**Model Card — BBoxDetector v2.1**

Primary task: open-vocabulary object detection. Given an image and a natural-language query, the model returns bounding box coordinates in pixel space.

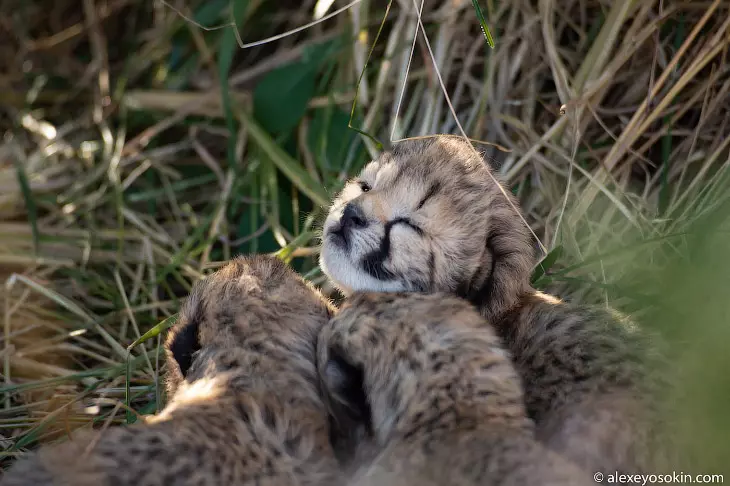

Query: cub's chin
[319,241,407,295]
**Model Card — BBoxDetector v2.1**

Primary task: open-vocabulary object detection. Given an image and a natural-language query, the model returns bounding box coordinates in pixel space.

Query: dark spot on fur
[284,434,302,455]
[163,471,180,486]
[544,315,564,332]
[262,404,277,429]
[215,307,235,330]
[235,401,251,423]
[249,341,265,353]
[412,336,424,354]
[326,415,348,463]
[366,332,379,346]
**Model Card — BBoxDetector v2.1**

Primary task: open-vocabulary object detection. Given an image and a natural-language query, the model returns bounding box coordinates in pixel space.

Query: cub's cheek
[390,230,431,258]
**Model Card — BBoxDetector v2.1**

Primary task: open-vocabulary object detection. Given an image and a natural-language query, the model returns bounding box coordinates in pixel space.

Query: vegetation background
[1,0,728,475]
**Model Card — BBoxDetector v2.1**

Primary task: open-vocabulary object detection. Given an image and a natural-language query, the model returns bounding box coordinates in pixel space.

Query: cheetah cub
[319,292,593,486]
[2,255,341,486]
[319,136,667,475]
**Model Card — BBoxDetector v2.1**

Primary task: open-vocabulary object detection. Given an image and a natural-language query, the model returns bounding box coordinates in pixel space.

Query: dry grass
[0,0,729,472]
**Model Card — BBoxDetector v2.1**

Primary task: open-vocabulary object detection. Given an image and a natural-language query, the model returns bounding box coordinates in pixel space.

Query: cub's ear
[165,288,207,380]
[167,317,201,378]
[320,345,373,464]
[164,306,202,398]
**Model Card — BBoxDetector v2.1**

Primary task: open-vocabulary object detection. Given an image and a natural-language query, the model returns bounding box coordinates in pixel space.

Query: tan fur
[319,292,593,486]
[1,255,342,486]
[497,291,667,474]
[320,135,668,475]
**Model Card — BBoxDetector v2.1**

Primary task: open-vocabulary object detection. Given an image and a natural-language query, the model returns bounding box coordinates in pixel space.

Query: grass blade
[10,147,40,254]
[471,0,495,48]
[531,245,563,284]
[127,314,179,351]
[347,0,393,150]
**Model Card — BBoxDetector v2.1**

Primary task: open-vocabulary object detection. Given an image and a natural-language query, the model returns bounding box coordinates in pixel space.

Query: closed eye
[389,218,424,236]
[416,182,441,210]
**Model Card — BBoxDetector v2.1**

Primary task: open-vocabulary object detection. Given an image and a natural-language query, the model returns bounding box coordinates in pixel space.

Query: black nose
[341,203,368,229]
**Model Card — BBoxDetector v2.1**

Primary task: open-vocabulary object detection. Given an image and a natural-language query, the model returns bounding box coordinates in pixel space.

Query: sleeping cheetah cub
[319,136,667,475]
[1,255,341,486]
[319,292,592,486]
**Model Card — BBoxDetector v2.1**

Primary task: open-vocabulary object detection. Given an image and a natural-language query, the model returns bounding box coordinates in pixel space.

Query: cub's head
[318,292,529,459]
[320,136,536,320]
[164,255,335,397]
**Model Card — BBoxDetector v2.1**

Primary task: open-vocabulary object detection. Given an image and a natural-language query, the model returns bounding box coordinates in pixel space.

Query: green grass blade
[471,0,495,48]
[127,314,179,351]
[125,351,133,424]
[347,0,393,150]
[11,148,40,254]
[219,7,243,171]
[273,230,316,263]
[531,245,563,284]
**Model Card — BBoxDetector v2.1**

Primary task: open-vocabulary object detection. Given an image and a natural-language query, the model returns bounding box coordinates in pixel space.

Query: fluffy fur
[319,135,668,475]
[320,135,534,323]
[318,292,593,486]
[1,255,342,486]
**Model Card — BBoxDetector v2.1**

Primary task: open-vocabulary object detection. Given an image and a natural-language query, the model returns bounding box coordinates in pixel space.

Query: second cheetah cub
[1,255,342,486]
[319,292,592,486]
[319,136,668,475]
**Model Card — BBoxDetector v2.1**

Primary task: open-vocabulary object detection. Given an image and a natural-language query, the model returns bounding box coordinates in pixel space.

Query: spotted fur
[320,135,668,475]
[318,292,593,486]
[1,255,342,486]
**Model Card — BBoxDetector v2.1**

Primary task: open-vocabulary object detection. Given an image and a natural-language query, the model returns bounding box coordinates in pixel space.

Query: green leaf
[232,0,249,34]
[197,0,231,25]
[240,111,330,207]
[253,62,317,135]
[308,107,356,174]
[531,245,563,284]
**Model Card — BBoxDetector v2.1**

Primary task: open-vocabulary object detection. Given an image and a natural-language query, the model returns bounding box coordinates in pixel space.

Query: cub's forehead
[357,137,484,185]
